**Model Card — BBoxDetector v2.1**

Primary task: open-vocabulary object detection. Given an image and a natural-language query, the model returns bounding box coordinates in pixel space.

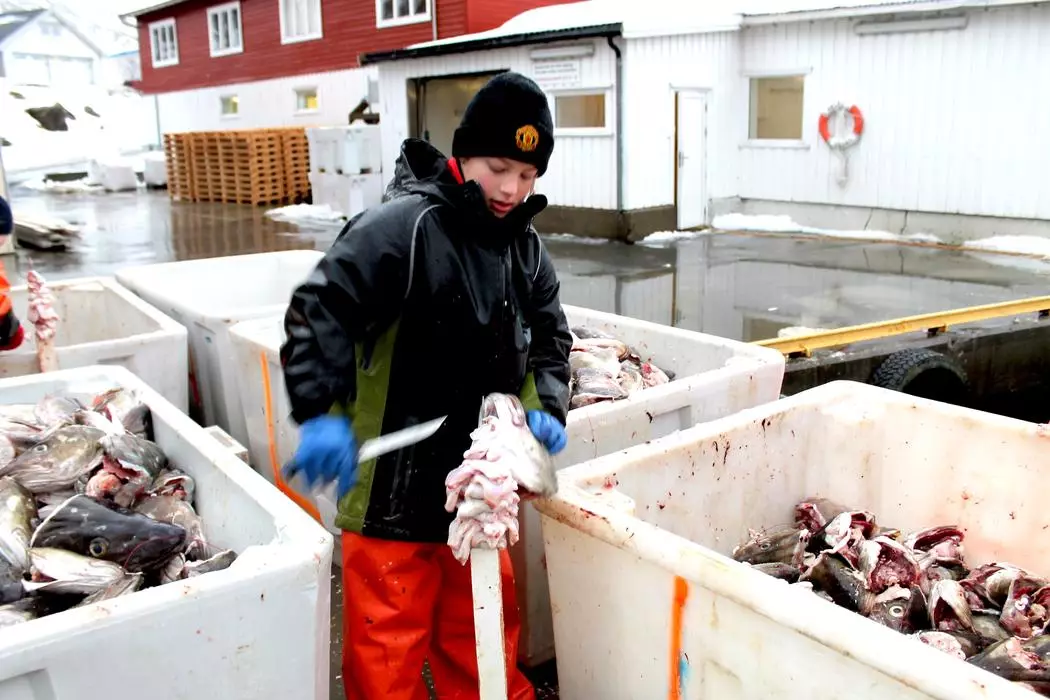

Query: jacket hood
[382,138,548,235]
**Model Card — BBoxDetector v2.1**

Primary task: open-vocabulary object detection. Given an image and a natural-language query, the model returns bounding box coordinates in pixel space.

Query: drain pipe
[432,0,438,40]
[606,34,623,216]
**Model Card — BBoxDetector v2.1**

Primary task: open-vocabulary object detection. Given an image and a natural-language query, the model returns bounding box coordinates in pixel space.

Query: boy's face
[460,157,539,218]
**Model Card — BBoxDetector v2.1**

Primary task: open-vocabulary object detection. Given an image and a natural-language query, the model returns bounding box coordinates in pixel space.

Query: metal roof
[119,0,186,21]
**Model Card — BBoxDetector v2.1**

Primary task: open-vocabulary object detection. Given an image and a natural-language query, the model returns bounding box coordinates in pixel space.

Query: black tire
[869,348,969,405]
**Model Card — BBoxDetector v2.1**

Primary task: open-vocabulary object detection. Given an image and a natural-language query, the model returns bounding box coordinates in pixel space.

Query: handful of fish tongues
[444,394,557,565]
[568,326,675,410]
[0,389,238,629]
[734,498,1050,696]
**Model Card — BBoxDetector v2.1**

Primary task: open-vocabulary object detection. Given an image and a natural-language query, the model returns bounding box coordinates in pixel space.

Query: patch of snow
[636,230,711,247]
[17,176,105,194]
[776,326,829,338]
[964,235,1050,259]
[710,213,943,245]
[540,232,614,245]
[266,203,348,226]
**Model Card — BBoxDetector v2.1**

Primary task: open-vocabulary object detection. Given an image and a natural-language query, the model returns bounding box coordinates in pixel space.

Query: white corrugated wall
[375,40,618,210]
[156,67,378,134]
[739,4,1050,219]
[621,31,741,212]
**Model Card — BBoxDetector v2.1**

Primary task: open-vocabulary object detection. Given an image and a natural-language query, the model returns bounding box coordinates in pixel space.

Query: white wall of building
[1,12,99,87]
[375,39,619,210]
[156,66,379,135]
[621,30,740,212]
[736,4,1050,220]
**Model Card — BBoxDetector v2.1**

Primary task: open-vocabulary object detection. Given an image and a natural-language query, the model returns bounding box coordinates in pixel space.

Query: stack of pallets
[161,127,313,206]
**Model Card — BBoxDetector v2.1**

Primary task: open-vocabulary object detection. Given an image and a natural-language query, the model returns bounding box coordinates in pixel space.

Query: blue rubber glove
[283,414,359,500]
[527,410,568,455]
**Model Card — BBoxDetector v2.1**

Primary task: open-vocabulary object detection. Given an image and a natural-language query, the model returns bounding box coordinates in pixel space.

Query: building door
[675,90,709,230]
[409,71,505,157]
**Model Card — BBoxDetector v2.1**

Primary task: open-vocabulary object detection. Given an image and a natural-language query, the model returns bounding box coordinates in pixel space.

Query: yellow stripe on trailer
[753,296,1050,357]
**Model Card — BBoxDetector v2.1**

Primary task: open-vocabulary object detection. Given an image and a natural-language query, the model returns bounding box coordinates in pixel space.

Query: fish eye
[760,542,772,550]
[33,443,48,452]
[889,605,905,617]
[88,538,108,557]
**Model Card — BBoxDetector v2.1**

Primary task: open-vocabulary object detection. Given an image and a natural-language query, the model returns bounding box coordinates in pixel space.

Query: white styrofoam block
[306,125,381,176]
[535,381,1048,700]
[143,152,167,186]
[0,276,189,413]
[114,250,324,448]
[100,162,138,192]
[227,305,787,665]
[0,365,332,700]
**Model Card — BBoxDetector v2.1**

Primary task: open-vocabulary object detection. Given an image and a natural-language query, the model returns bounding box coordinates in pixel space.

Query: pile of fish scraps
[568,325,675,410]
[733,498,1050,696]
[0,389,237,630]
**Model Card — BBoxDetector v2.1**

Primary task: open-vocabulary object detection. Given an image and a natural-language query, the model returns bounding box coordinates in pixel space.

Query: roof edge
[359,23,623,65]
[119,0,188,21]
[741,0,1045,25]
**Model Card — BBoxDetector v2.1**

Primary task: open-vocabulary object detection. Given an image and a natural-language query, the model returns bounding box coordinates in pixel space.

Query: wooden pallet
[160,126,314,206]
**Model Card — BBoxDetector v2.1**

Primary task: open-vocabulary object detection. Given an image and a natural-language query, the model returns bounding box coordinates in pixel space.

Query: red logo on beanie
[515,125,539,153]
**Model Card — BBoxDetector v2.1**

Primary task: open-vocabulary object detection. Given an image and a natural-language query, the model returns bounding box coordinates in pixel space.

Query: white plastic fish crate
[0,276,188,413]
[533,380,1049,700]
[0,365,333,700]
[227,306,786,665]
[114,250,324,448]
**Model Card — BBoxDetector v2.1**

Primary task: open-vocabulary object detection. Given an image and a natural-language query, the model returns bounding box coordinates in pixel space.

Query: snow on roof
[407,0,742,50]
[0,9,42,46]
[403,0,1046,54]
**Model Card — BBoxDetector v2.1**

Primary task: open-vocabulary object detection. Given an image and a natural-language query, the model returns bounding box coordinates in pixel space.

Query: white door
[676,90,708,230]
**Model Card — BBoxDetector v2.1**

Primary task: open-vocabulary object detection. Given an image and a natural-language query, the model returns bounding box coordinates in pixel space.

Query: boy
[281,72,572,700]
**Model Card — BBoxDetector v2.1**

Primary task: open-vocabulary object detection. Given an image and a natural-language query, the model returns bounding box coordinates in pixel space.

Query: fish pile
[444,394,557,564]
[0,388,237,629]
[568,325,675,410]
[733,498,1050,696]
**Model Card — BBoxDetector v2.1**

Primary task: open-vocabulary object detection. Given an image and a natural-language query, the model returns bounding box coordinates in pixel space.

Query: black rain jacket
[280,138,572,542]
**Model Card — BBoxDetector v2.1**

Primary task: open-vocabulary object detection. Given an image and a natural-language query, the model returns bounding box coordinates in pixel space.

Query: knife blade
[356,415,448,463]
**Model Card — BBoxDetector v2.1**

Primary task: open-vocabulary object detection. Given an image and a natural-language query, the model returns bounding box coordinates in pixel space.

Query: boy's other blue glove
[526,410,567,455]
[284,414,359,500]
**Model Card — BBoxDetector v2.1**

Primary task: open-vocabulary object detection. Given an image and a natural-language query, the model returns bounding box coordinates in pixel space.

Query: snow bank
[710,213,943,245]
[265,203,347,226]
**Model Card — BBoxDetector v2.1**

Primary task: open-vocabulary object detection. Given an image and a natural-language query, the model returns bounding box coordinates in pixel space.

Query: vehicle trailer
[755,296,1050,423]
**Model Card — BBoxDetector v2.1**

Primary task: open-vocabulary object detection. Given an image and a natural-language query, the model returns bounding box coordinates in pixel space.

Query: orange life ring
[818,104,864,147]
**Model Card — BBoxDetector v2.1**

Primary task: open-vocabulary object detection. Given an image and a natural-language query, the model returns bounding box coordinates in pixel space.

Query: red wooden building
[122,0,577,133]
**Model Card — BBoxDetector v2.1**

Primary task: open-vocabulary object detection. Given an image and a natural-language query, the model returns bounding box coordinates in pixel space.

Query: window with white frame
[208,2,243,57]
[376,0,430,28]
[748,75,805,140]
[221,95,239,116]
[280,0,323,43]
[553,90,607,131]
[149,18,179,68]
[295,87,318,112]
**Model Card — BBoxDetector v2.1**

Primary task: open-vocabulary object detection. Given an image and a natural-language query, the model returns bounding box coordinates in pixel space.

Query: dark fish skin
[751,562,801,582]
[733,525,810,567]
[968,637,1044,676]
[30,494,187,573]
[0,557,23,604]
[867,585,928,634]
[972,612,1013,646]
[0,425,105,493]
[802,552,875,615]
[100,434,167,479]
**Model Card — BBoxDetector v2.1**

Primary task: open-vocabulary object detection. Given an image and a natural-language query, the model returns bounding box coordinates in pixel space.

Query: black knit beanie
[452,72,554,176]
[0,196,11,236]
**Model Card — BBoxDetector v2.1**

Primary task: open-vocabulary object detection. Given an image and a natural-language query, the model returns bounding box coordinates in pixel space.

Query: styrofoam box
[143,152,167,187]
[0,276,189,413]
[227,305,786,665]
[305,125,382,176]
[114,250,324,448]
[0,365,333,700]
[534,380,1049,700]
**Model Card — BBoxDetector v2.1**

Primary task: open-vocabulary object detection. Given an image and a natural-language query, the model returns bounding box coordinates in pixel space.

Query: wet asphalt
[5,186,1050,700]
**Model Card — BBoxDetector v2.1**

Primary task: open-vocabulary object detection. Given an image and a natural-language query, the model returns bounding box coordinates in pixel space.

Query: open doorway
[407,70,506,157]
